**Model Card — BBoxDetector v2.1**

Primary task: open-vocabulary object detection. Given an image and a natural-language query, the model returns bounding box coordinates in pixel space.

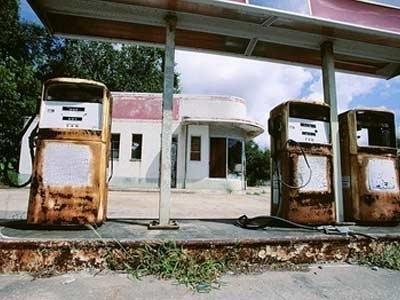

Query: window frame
[110,133,120,160]
[190,136,201,161]
[131,133,143,160]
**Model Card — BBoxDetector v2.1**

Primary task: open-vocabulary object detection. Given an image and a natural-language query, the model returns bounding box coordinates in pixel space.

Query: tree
[0,0,180,183]
[245,141,271,186]
[40,40,179,93]
[0,1,42,177]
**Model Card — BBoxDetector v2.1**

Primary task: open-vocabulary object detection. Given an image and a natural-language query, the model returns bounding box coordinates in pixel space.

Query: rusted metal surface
[0,237,397,274]
[270,101,335,225]
[28,140,106,225]
[27,78,111,226]
[38,128,102,142]
[339,109,400,224]
[279,144,335,225]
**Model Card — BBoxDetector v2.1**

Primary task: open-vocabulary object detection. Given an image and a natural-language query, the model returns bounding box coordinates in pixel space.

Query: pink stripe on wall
[310,0,400,34]
[112,94,180,120]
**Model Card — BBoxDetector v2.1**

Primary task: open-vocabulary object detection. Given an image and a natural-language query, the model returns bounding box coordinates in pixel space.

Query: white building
[19,93,264,191]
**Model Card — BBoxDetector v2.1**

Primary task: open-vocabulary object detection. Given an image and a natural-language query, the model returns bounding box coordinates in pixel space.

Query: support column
[149,15,178,229]
[321,41,344,223]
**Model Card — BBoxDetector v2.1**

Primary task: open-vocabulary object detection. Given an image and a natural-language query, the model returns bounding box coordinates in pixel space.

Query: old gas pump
[339,109,400,224]
[27,78,112,226]
[269,101,336,225]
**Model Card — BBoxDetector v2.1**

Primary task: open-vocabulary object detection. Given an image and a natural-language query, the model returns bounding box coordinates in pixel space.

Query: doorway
[171,136,178,188]
[209,137,226,178]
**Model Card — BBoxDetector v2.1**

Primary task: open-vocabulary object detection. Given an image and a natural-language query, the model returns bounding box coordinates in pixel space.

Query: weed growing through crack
[357,242,400,271]
[108,242,224,292]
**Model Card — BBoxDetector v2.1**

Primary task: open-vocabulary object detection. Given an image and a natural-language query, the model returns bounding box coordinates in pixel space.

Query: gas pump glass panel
[40,83,104,130]
[288,103,330,144]
[356,111,396,148]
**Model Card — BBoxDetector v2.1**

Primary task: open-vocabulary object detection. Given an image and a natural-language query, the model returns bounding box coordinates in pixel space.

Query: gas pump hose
[274,139,312,216]
[2,115,38,188]
[235,215,377,240]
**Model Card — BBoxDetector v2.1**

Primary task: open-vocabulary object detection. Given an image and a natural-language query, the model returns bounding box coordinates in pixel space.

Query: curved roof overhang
[181,117,264,139]
[28,0,400,79]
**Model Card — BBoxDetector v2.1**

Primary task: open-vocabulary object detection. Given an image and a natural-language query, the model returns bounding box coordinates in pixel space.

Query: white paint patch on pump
[296,155,328,193]
[42,142,92,186]
[367,159,398,192]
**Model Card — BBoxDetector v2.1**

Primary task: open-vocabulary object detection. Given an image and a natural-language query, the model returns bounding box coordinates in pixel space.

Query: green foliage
[245,141,270,186]
[0,0,180,183]
[358,243,400,271]
[107,242,224,292]
[41,40,179,93]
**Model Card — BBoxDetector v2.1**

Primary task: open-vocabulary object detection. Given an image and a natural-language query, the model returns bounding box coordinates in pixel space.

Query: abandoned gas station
[1,0,400,272]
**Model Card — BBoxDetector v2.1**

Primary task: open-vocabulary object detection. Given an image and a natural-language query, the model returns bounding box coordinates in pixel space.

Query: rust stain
[283,144,335,225]
[0,239,397,274]
[28,140,105,226]
[38,128,102,142]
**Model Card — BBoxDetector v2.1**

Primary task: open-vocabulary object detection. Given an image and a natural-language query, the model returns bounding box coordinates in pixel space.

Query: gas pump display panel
[40,83,104,130]
[288,103,330,144]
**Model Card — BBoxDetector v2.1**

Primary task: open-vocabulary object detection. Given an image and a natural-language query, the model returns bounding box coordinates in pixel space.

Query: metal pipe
[321,41,344,223]
[156,15,177,228]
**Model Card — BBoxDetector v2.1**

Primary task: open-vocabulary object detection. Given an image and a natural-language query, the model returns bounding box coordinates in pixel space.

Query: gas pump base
[148,220,179,230]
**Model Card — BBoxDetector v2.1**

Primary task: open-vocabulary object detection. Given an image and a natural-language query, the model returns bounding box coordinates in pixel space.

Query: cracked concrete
[0,264,399,300]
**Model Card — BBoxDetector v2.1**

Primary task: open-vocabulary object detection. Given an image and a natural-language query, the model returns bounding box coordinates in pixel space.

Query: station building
[19,93,264,191]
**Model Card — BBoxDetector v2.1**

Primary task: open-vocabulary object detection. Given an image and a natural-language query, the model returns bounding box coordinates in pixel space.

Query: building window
[190,136,201,161]
[111,134,120,160]
[131,134,142,160]
[228,138,243,176]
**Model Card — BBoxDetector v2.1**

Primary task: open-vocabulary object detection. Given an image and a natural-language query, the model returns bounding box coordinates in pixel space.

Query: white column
[150,15,178,229]
[321,41,344,223]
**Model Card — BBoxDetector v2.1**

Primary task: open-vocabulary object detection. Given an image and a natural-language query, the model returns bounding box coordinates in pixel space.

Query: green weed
[358,243,400,271]
[107,242,224,292]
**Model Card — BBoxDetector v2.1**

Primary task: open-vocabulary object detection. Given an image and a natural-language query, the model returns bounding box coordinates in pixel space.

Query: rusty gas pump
[339,109,400,224]
[27,78,112,226]
[269,101,336,225]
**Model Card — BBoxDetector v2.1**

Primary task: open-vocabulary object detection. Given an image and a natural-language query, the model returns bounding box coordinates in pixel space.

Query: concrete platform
[0,218,399,274]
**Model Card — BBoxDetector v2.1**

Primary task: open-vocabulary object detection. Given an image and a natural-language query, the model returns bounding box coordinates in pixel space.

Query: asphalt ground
[0,264,399,300]
[0,188,269,220]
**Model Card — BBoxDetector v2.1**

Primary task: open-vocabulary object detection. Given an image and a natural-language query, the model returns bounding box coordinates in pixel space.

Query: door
[171,136,178,188]
[210,137,226,178]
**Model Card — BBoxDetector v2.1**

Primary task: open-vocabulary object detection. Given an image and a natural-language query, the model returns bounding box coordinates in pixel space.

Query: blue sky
[20,0,400,145]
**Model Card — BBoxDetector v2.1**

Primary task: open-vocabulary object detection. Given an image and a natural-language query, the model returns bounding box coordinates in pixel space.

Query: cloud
[176,50,396,147]
[176,50,313,146]
[304,72,382,112]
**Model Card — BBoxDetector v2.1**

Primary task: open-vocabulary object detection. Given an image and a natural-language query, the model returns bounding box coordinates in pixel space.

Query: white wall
[185,125,210,184]
[110,119,180,188]
[180,95,247,120]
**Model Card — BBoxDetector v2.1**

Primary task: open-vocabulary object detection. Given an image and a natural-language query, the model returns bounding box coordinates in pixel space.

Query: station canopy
[29,0,400,79]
